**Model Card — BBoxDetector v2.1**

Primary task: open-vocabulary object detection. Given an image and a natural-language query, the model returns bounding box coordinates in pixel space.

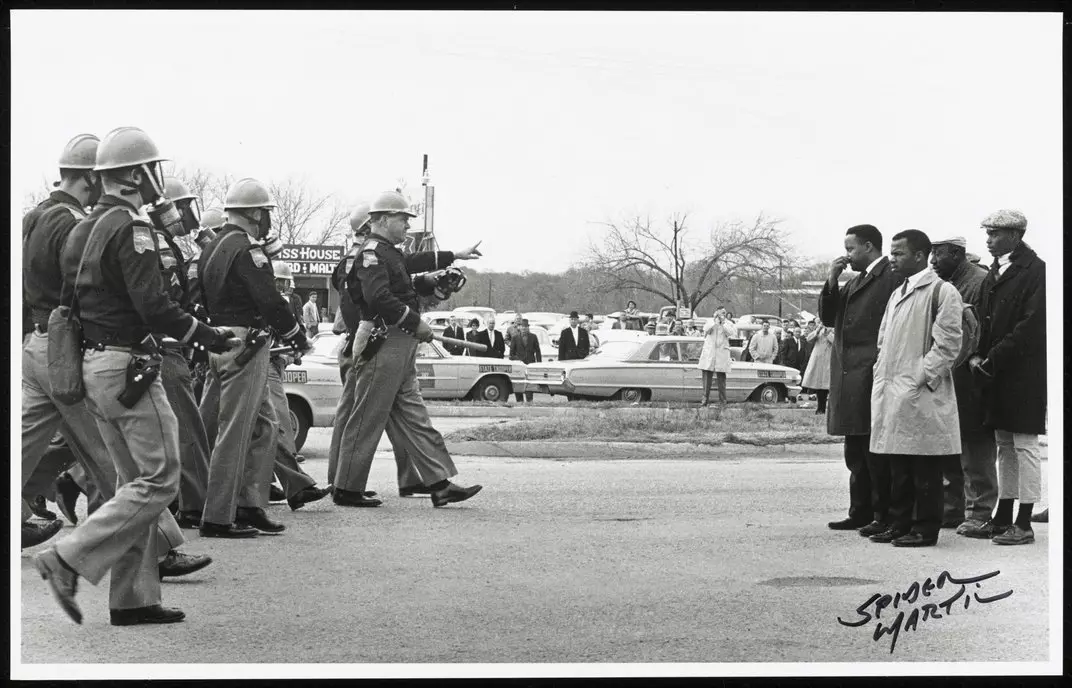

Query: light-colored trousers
[202,329,277,524]
[995,430,1042,504]
[328,326,422,489]
[267,355,315,499]
[333,327,457,494]
[55,348,181,611]
[22,333,181,552]
[160,348,211,513]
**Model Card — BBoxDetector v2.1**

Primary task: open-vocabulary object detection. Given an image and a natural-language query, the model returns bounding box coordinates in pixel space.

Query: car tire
[617,388,646,403]
[288,396,311,452]
[750,383,784,404]
[472,376,509,402]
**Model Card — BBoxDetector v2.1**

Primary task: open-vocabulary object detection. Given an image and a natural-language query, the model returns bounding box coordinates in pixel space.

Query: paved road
[19,421,1053,669]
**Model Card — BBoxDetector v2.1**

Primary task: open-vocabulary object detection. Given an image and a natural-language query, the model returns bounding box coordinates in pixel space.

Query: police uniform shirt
[331,245,363,331]
[198,225,299,339]
[60,195,212,345]
[23,190,87,319]
[345,234,455,333]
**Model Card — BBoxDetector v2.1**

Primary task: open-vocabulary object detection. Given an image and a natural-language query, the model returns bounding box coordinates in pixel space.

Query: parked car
[282,332,528,451]
[524,336,801,404]
[492,322,559,362]
[735,314,785,338]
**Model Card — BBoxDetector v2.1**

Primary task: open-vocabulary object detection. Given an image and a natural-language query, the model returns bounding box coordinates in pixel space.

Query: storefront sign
[279,244,345,276]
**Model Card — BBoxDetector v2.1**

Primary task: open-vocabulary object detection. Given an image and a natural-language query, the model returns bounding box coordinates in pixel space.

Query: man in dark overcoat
[967,210,1046,546]
[818,224,904,533]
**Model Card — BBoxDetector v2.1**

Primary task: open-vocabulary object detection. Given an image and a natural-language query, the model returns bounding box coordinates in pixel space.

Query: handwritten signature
[837,570,1013,653]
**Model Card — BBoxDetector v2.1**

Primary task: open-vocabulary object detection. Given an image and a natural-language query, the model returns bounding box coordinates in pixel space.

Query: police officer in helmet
[197,177,310,538]
[335,190,484,508]
[327,202,422,496]
[34,127,238,627]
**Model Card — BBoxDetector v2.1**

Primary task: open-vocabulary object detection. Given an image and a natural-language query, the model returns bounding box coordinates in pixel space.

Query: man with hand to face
[818,224,904,535]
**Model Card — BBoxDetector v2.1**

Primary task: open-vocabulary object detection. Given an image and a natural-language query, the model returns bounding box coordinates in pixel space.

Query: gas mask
[85,172,103,207]
[118,163,167,204]
[239,208,272,241]
[175,199,202,235]
[147,197,185,238]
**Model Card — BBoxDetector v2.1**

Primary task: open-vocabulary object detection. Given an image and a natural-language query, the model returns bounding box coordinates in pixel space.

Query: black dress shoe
[892,531,938,547]
[235,506,286,533]
[159,550,213,579]
[22,520,64,549]
[332,488,383,507]
[827,517,870,531]
[1030,508,1048,524]
[941,518,964,529]
[54,473,83,525]
[288,485,330,511]
[269,484,287,502]
[431,482,483,508]
[30,495,57,521]
[857,521,889,537]
[110,605,186,626]
[399,484,434,497]
[869,528,909,544]
[175,511,203,529]
[199,522,258,539]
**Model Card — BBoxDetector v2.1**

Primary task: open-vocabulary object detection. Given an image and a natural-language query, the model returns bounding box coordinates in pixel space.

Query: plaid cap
[980,209,1027,232]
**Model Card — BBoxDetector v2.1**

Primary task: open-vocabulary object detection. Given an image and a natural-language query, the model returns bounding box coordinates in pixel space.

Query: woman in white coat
[802,323,835,414]
[698,306,738,406]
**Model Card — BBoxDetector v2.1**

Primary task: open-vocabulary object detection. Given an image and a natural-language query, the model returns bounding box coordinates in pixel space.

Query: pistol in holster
[357,320,387,362]
[118,335,163,409]
[234,328,270,367]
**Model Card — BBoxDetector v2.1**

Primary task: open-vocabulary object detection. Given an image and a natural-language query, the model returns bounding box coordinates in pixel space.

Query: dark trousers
[940,454,965,526]
[844,434,890,523]
[886,453,947,538]
[815,389,828,413]
[514,392,534,402]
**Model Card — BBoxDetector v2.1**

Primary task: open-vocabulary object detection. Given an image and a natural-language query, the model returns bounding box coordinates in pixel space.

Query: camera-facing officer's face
[380,213,410,244]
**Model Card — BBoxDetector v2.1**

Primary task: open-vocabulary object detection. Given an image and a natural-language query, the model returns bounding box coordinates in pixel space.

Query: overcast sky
[11,10,1062,274]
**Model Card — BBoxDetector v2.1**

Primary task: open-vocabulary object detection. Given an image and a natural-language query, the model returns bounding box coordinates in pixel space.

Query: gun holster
[359,323,388,362]
[234,328,270,367]
[118,353,162,409]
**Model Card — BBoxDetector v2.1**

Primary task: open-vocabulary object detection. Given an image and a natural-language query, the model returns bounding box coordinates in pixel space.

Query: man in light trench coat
[868,230,963,548]
[819,224,904,533]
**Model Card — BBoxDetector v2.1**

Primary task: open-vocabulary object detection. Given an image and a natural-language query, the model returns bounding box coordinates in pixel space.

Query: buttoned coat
[943,259,990,439]
[801,326,834,390]
[870,270,963,455]
[818,257,904,436]
[697,319,737,372]
[975,242,1046,434]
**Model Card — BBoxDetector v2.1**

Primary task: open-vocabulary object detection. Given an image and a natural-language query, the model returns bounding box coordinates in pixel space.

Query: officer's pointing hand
[454,241,483,260]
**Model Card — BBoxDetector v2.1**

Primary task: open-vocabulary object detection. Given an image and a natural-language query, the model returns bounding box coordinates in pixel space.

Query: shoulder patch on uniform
[155,232,171,249]
[361,251,379,268]
[132,225,155,254]
[344,256,355,272]
[187,263,199,279]
[364,240,379,251]
[249,246,269,268]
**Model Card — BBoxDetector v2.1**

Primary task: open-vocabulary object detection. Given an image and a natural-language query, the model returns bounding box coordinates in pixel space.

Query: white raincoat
[698,319,737,373]
[870,269,963,455]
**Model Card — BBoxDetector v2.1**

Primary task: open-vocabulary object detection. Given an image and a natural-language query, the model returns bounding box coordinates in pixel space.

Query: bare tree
[268,177,342,245]
[584,212,790,314]
[22,175,54,214]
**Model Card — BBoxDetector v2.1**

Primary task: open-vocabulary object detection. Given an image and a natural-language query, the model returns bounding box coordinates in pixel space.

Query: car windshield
[591,340,641,360]
[310,334,342,359]
[418,341,443,359]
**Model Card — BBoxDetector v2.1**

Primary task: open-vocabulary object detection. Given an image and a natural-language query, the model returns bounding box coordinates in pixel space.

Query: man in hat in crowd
[929,235,995,535]
[558,311,590,361]
[966,210,1047,545]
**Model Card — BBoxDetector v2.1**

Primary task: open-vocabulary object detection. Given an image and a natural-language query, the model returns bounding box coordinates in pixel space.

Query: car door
[415,341,452,398]
[644,342,685,401]
[679,340,705,402]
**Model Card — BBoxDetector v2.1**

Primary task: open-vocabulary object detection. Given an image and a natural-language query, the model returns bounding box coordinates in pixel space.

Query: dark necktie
[901,280,908,297]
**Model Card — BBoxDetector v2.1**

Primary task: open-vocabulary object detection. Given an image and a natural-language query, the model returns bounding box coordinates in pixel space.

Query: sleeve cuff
[281,323,300,339]
[179,318,199,344]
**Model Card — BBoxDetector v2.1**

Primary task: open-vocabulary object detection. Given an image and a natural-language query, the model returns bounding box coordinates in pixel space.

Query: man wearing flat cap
[930,235,994,535]
[965,210,1046,545]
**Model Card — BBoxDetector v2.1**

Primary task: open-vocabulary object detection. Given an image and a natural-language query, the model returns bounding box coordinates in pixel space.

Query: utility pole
[488,277,492,309]
[777,260,783,318]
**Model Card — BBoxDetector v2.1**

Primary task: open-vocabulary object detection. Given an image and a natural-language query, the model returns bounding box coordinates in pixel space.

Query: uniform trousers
[995,430,1042,504]
[56,349,181,611]
[843,434,891,524]
[202,329,277,525]
[22,333,182,555]
[160,348,211,513]
[22,435,77,516]
[267,355,315,499]
[333,328,456,494]
[328,331,422,489]
[885,453,947,539]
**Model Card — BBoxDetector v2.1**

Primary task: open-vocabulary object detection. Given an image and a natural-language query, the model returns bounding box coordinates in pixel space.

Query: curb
[426,405,816,419]
[444,440,847,461]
